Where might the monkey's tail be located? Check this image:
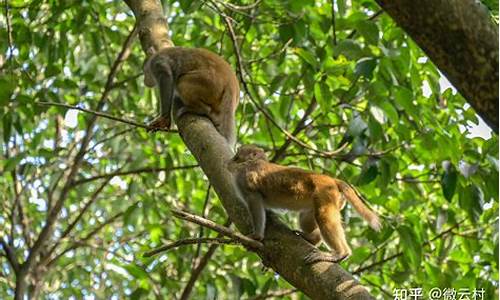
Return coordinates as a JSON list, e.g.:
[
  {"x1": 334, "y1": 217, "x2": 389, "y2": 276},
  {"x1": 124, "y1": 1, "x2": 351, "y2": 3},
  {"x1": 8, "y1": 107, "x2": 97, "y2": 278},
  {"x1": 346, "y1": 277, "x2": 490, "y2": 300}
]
[
  {"x1": 218, "y1": 87, "x2": 237, "y2": 146},
  {"x1": 338, "y1": 180, "x2": 382, "y2": 231}
]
